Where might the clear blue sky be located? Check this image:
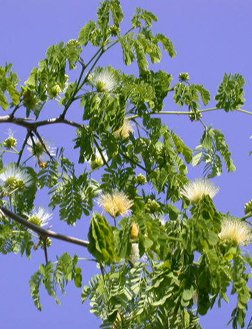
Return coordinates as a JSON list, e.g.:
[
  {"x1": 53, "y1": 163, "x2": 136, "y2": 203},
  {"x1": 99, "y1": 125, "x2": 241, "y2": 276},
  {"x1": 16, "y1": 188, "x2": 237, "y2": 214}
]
[{"x1": 0, "y1": 1, "x2": 252, "y2": 328}]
